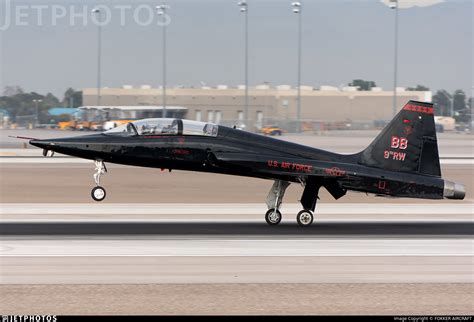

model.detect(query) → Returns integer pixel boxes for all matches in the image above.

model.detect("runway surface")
[2,238,472,257]
[1,222,473,313]
[1,254,472,284]
[1,284,472,315]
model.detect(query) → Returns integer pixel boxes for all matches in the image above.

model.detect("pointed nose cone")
[29,139,54,150]
[28,134,106,159]
[30,140,49,149]
[29,139,64,156]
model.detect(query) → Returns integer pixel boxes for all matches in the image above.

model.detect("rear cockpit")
[104,118,219,137]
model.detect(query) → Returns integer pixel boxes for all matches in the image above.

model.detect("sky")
[0,0,472,98]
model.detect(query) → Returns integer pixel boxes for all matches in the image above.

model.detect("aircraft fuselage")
[30,125,457,201]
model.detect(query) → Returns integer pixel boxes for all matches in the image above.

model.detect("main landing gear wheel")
[265,208,282,225]
[91,186,106,202]
[296,210,314,227]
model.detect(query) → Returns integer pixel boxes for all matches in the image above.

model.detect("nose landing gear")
[265,208,282,225]
[265,180,290,226]
[91,186,106,202]
[91,160,107,202]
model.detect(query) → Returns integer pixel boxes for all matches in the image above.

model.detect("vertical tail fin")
[359,100,441,177]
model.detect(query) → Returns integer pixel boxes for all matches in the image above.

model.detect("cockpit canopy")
[104,118,219,137]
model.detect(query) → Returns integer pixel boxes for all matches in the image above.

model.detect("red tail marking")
[403,104,433,115]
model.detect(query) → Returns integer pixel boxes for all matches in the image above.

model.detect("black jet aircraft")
[26,100,465,226]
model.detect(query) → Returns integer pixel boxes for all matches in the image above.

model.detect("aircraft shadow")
[0,222,472,236]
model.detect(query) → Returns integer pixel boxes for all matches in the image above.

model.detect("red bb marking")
[391,136,408,149]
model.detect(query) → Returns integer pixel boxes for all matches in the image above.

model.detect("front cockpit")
[104,118,219,137]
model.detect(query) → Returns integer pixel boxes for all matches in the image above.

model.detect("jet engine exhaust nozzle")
[443,180,466,200]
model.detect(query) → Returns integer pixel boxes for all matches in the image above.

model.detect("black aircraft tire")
[91,186,106,202]
[265,208,282,225]
[296,210,314,227]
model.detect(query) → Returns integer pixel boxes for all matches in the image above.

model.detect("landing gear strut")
[265,180,290,225]
[91,160,107,202]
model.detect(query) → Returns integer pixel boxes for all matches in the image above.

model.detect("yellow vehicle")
[58,120,77,130]
[58,120,103,131]
[260,125,283,136]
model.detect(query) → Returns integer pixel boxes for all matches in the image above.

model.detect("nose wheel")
[91,186,106,202]
[296,210,314,227]
[91,160,107,202]
[265,208,282,225]
[265,180,290,226]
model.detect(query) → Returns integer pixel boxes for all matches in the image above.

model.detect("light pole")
[441,90,454,117]
[292,1,302,133]
[449,92,454,117]
[263,81,269,124]
[471,86,474,132]
[238,1,249,129]
[389,0,398,117]
[92,8,102,107]
[33,99,42,128]
[157,4,169,118]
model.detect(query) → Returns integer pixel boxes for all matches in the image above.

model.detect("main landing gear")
[296,210,314,227]
[265,180,289,225]
[91,160,107,202]
[264,178,320,227]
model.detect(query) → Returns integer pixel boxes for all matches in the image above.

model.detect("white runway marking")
[0,239,472,257]
[440,159,474,165]
[1,203,472,216]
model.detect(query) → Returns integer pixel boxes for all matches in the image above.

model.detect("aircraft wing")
[212,152,348,200]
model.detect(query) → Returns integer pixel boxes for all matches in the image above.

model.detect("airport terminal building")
[82,85,431,131]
